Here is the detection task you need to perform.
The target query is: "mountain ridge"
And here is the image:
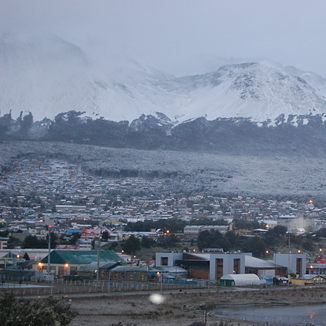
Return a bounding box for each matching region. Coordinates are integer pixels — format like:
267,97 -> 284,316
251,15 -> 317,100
1,34 -> 326,123
2,110 -> 326,157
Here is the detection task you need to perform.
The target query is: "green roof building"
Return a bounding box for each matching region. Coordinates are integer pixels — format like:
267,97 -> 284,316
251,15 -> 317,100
37,250 -> 124,278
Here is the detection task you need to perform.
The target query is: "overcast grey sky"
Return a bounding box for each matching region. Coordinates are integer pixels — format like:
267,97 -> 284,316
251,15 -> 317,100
1,0 -> 326,75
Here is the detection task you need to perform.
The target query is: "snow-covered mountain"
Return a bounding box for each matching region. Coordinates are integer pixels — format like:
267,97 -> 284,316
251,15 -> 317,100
165,61 -> 326,122
1,34 -> 326,123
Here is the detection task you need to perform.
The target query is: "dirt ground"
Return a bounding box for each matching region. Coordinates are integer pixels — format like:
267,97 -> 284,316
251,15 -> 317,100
70,286 -> 326,326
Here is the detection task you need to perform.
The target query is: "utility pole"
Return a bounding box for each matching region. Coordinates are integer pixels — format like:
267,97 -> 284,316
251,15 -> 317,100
288,231 -> 291,286
47,225 -> 52,275
200,305 -> 207,325
204,309 -> 207,326
160,273 -> 163,293
97,237 -> 100,282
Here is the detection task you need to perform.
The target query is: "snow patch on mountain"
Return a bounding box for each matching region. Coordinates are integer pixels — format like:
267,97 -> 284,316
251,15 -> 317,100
1,34 -> 326,124
171,62 -> 326,122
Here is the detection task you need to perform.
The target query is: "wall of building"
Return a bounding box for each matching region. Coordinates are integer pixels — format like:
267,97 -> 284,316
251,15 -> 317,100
274,253 -> 307,276
155,253 -> 183,267
0,239 -> 8,250
209,253 -> 248,281
188,267 -> 209,279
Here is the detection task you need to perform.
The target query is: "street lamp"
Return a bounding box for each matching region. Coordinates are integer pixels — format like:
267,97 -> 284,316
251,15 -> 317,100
64,263 -> 69,275
95,237 -> 101,281
38,262 -> 43,271
157,272 -> 163,293
47,225 -> 53,276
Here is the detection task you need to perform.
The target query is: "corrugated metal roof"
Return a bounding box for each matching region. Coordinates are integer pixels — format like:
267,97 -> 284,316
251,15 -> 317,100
221,273 -> 261,285
157,266 -> 188,273
110,265 -> 156,273
184,253 -> 211,260
79,261 -> 119,272
245,256 -> 277,268
41,250 -> 124,265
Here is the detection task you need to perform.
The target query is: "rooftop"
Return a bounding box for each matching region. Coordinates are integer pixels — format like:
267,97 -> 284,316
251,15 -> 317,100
41,250 -> 124,265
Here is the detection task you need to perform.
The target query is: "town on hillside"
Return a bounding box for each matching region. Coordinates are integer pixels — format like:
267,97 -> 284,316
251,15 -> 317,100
1,157 -> 326,289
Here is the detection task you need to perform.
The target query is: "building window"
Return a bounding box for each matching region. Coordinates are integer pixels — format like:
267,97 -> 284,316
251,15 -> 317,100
233,258 -> 240,274
296,258 -> 302,275
161,257 -> 168,266
216,258 -> 223,279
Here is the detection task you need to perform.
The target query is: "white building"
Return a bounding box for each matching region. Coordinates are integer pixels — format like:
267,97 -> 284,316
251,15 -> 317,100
274,253 -> 307,276
156,251 -> 248,281
220,273 -> 261,286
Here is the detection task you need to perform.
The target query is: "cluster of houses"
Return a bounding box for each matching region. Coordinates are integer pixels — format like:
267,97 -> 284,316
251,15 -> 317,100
2,158 -> 326,244
2,196 -> 326,254
1,247 -> 326,287
2,158 -> 326,287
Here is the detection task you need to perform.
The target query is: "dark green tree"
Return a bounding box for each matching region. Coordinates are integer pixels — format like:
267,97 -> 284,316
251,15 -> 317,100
242,237 -> 267,257
141,236 -> 155,248
269,225 -> 287,236
19,112 -> 33,137
225,231 -> 238,248
108,242 -> 118,250
69,233 -> 81,245
197,230 -> 231,251
47,232 -> 58,249
157,234 -> 179,248
316,228 -> 326,237
22,235 -> 47,249
121,236 -> 141,254
0,293 -> 77,326
233,219 -> 260,230
101,230 -> 109,242
6,236 -> 22,249
302,238 -> 314,251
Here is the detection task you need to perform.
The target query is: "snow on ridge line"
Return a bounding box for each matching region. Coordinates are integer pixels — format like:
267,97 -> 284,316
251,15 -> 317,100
1,35 -> 326,122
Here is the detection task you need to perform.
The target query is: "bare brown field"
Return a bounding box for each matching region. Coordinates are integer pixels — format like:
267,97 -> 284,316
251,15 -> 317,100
70,286 -> 326,326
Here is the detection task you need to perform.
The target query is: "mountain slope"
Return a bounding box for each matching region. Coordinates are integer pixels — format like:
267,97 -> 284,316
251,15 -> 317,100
1,34 -> 326,123
171,62 -> 326,122
0,34 -> 100,119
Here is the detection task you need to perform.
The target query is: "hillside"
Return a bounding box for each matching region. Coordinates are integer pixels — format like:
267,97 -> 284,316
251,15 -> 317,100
1,141 -> 325,199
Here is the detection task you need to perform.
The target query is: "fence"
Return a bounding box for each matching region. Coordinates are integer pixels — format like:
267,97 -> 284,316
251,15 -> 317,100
0,278 -> 215,297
